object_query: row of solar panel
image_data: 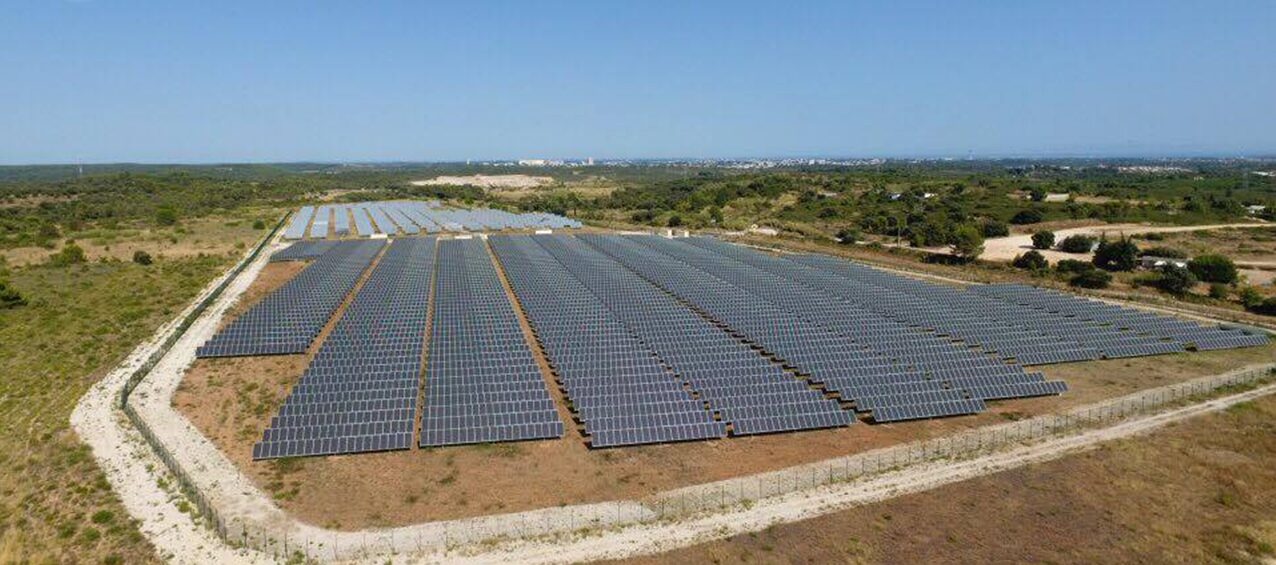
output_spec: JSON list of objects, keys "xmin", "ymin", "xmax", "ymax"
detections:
[{"xmin": 282, "ymin": 201, "xmax": 581, "ymax": 240}]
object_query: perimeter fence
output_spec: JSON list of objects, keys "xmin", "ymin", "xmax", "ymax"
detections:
[{"xmin": 211, "ymin": 362, "xmax": 1274, "ymax": 562}]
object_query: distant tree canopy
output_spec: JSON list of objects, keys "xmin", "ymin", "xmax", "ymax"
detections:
[{"xmin": 1156, "ymin": 264, "xmax": 1197, "ymax": 295}]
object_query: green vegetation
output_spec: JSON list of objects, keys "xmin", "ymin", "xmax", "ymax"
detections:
[
  {"xmin": 1069, "ymin": 269, "xmax": 1113, "ymax": 289},
  {"xmin": 1058, "ymin": 234, "xmax": 1096, "ymax": 253},
  {"xmin": 1012, "ymin": 250, "xmax": 1049, "ymax": 271},
  {"xmin": 1187, "ymin": 254, "xmax": 1238, "ymax": 284},
  {"xmin": 1093, "ymin": 237, "xmax": 1140, "ymax": 272},
  {"xmin": 1031, "ymin": 230, "xmax": 1055, "ymax": 250}
]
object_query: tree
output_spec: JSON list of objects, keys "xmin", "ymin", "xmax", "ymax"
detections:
[
  {"xmin": 666, "ymin": 215, "xmax": 683, "ymax": 228},
  {"xmin": 1093, "ymin": 237, "xmax": 1139, "ymax": 271},
  {"xmin": 1029, "ymin": 187, "xmax": 1048, "ymax": 202},
  {"xmin": 1251, "ymin": 297, "xmax": 1276, "ymax": 316},
  {"xmin": 0, "ymin": 281, "xmax": 25, "ymax": 309},
  {"xmin": 1057, "ymin": 234, "xmax": 1096, "ymax": 253},
  {"xmin": 836, "ymin": 228, "xmax": 860, "ymax": 245},
  {"xmin": 1010, "ymin": 208, "xmax": 1044, "ymax": 225},
  {"xmin": 1069, "ymin": 269, "xmax": 1112, "ymax": 289},
  {"xmin": 950, "ymin": 225, "xmax": 984, "ymax": 261},
  {"xmin": 1031, "ymin": 230, "xmax": 1055, "ymax": 250},
  {"xmin": 1156, "ymin": 265, "xmax": 1197, "ymax": 295},
  {"xmin": 132, "ymin": 250, "xmax": 153, "ymax": 266},
  {"xmin": 1012, "ymin": 250, "xmax": 1049, "ymax": 270},
  {"xmin": 1187, "ymin": 254, "xmax": 1238, "ymax": 284},
  {"xmin": 252, "ymin": 219, "xmax": 267, "ymax": 230},
  {"xmin": 981, "ymin": 220, "xmax": 1009, "ymax": 238}
]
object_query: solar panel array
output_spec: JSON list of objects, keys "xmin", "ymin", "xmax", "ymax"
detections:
[
  {"xmin": 420, "ymin": 238, "xmax": 563, "ymax": 446},
  {"xmin": 491, "ymin": 236, "xmax": 728, "ymax": 446},
  {"xmin": 579, "ymin": 235, "xmax": 1040, "ymax": 423},
  {"xmin": 505, "ymin": 235, "xmax": 852, "ymax": 440},
  {"xmin": 284, "ymin": 206, "xmax": 316, "ymax": 240},
  {"xmin": 283, "ymin": 200, "xmax": 581, "ymax": 240},
  {"xmin": 269, "ymin": 240, "xmax": 338, "ymax": 262},
  {"xmin": 253, "ymin": 238, "xmax": 436, "ymax": 459},
  {"xmin": 196, "ymin": 240, "xmax": 383, "ymax": 358}
]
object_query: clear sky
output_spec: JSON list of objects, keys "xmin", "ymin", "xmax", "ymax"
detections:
[{"xmin": 2, "ymin": 1, "xmax": 1273, "ymax": 164}]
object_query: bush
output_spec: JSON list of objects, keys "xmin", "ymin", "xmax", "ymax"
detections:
[
  {"xmin": 1057, "ymin": 234, "xmax": 1096, "ymax": 253},
  {"xmin": 1239, "ymin": 286, "xmax": 1265, "ymax": 308},
  {"xmin": 0, "ymin": 281, "xmax": 26, "ymax": 309},
  {"xmin": 1012, "ymin": 250, "xmax": 1049, "ymax": 270},
  {"xmin": 1208, "ymin": 283, "xmax": 1228, "ymax": 299},
  {"xmin": 1055, "ymin": 259, "xmax": 1094, "ymax": 274},
  {"xmin": 1156, "ymin": 264, "xmax": 1197, "ymax": 295},
  {"xmin": 1069, "ymin": 269, "xmax": 1112, "ymax": 289},
  {"xmin": 666, "ymin": 215, "xmax": 683, "ymax": 227},
  {"xmin": 1031, "ymin": 230, "xmax": 1055, "ymax": 250},
  {"xmin": 950, "ymin": 225, "xmax": 985, "ymax": 261},
  {"xmin": 1251, "ymin": 297, "xmax": 1276, "ymax": 316},
  {"xmin": 1139, "ymin": 246, "xmax": 1188, "ymax": 259},
  {"xmin": 132, "ymin": 250, "xmax": 153, "ymax": 266},
  {"xmin": 836, "ymin": 228, "xmax": 860, "ymax": 244},
  {"xmin": 1010, "ymin": 208, "xmax": 1044, "ymax": 225},
  {"xmin": 1187, "ymin": 254, "xmax": 1238, "ymax": 284},
  {"xmin": 1093, "ymin": 237, "xmax": 1139, "ymax": 271},
  {"xmin": 1029, "ymin": 188, "xmax": 1047, "ymax": 202},
  {"xmin": 1066, "ymin": 269, "xmax": 1107, "ymax": 286},
  {"xmin": 155, "ymin": 206, "xmax": 179, "ymax": 226},
  {"xmin": 981, "ymin": 220, "xmax": 1009, "ymax": 238},
  {"xmin": 47, "ymin": 243, "xmax": 87, "ymax": 267},
  {"xmin": 252, "ymin": 219, "xmax": 267, "ymax": 230}
]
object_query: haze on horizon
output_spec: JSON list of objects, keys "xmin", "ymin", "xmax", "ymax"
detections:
[{"xmin": 2, "ymin": 1, "xmax": 1273, "ymax": 165}]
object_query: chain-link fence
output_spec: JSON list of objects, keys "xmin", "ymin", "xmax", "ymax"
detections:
[{"xmin": 205, "ymin": 363, "xmax": 1273, "ymax": 562}]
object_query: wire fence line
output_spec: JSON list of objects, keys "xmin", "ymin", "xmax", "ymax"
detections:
[
  {"xmin": 117, "ymin": 215, "xmax": 286, "ymax": 550},
  {"xmin": 209, "ymin": 363, "xmax": 1273, "ymax": 562},
  {"xmin": 112, "ymin": 221, "xmax": 1275, "ymax": 561}
]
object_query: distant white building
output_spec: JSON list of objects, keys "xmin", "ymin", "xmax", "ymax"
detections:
[
  {"xmin": 1246, "ymin": 204, "xmax": 1267, "ymax": 215},
  {"xmin": 1139, "ymin": 256, "xmax": 1188, "ymax": 270}
]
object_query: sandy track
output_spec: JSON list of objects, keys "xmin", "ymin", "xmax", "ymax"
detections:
[
  {"xmin": 975, "ymin": 222, "xmax": 1270, "ymax": 263},
  {"xmin": 71, "ymin": 229, "xmax": 1276, "ymax": 564}
]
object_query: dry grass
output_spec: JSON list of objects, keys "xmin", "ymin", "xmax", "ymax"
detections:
[{"xmin": 622, "ymin": 392, "xmax": 1276, "ymax": 564}]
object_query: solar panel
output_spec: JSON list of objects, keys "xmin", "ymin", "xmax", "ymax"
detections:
[{"xmin": 419, "ymin": 238, "xmax": 563, "ymax": 447}]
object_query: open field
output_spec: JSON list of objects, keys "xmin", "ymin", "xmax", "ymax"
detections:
[
  {"xmin": 0, "ymin": 212, "xmax": 276, "ymax": 267},
  {"xmin": 623, "ymin": 391, "xmax": 1276, "ymax": 564},
  {"xmin": 0, "ymin": 250, "xmax": 236, "ymax": 562},
  {"xmin": 411, "ymin": 174, "xmax": 553, "ymax": 190},
  {"xmin": 171, "ymin": 247, "xmax": 1276, "ymax": 529}
]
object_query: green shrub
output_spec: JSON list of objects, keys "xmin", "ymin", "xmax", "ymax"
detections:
[
  {"xmin": 1012, "ymin": 250, "xmax": 1049, "ymax": 270},
  {"xmin": 1239, "ymin": 286, "xmax": 1265, "ymax": 308},
  {"xmin": 667, "ymin": 215, "xmax": 683, "ymax": 227},
  {"xmin": 1070, "ymin": 269, "xmax": 1112, "ymax": 289},
  {"xmin": 1010, "ymin": 208, "xmax": 1044, "ymax": 225},
  {"xmin": 981, "ymin": 220, "xmax": 1009, "ymax": 238},
  {"xmin": 1208, "ymin": 283, "xmax": 1228, "ymax": 299},
  {"xmin": 950, "ymin": 225, "xmax": 985, "ymax": 261},
  {"xmin": 252, "ymin": 219, "xmax": 267, "ymax": 230},
  {"xmin": 1251, "ymin": 297, "xmax": 1276, "ymax": 316},
  {"xmin": 0, "ymin": 281, "xmax": 26, "ymax": 309},
  {"xmin": 132, "ymin": 250, "xmax": 153, "ymax": 266},
  {"xmin": 155, "ymin": 206, "xmax": 179, "ymax": 226},
  {"xmin": 1057, "ymin": 234, "xmax": 1096, "ymax": 253},
  {"xmin": 48, "ymin": 243, "xmax": 87, "ymax": 267},
  {"xmin": 1031, "ymin": 230, "xmax": 1055, "ymax": 250},
  {"xmin": 1187, "ymin": 254, "xmax": 1238, "ymax": 284},
  {"xmin": 1157, "ymin": 264, "xmax": 1197, "ymax": 295},
  {"xmin": 1055, "ymin": 259, "xmax": 1094, "ymax": 274},
  {"xmin": 836, "ymin": 228, "xmax": 860, "ymax": 244},
  {"xmin": 1139, "ymin": 246, "xmax": 1188, "ymax": 259},
  {"xmin": 1094, "ymin": 237, "xmax": 1139, "ymax": 271}
]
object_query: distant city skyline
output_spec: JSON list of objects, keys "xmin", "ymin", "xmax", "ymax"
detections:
[{"xmin": 2, "ymin": 1, "xmax": 1273, "ymax": 165}]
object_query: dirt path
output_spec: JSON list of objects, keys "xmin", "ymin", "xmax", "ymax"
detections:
[{"xmin": 973, "ymin": 222, "xmax": 1270, "ymax": 263}]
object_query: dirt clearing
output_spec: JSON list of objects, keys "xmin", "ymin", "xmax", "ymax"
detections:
[{"xmin": 411, "ymin": 175, "xmax": 553, "ymax": 190}]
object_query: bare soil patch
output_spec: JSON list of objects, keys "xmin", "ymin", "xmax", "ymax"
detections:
[
  {"xmin": 624, "ymin": 390, "xmax": 1276, "ymax": 564},
  {"xmin": 410, "ymin": 175, "xmax": 553, "ymax": 190}
]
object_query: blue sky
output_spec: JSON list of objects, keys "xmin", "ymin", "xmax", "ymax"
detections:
[{"xmin": 1, "ymin": 1, "xmax": 1273, "ymax": 164}]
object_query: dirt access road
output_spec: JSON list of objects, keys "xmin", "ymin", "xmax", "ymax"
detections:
[{"xmin": 908, "ymin": 222, "xmax": 1270, "ymax": 263}]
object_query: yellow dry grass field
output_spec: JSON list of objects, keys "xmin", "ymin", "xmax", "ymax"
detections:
[
  {"xmin": 1, "ymin": 213, "xmax": 275, "ymax": 267},
  {"xmin": 621, "ymin": 392, "xmax": 1276, "ymax": 564}
]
